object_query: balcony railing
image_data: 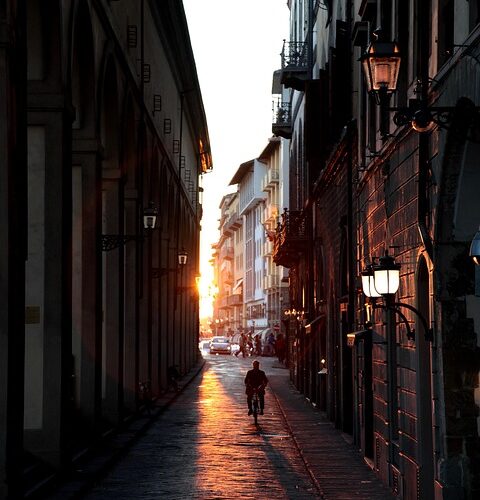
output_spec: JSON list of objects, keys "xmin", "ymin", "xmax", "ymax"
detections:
[
  {"xmin": 224, "ymin": 212, "xmax": 242, "ymax": 232},
  {"xmin": 281, "ymin": 41, "xmax": 308, "ymax": 69},
  {"xmin": 273, "ymin": 208, "xmax": 307, "ymax": 267},
  {"xmin": 280, "ymin": 40, "xmax": 309, "ymax": 91},
  {"xmin": 272, "ymin": 98, "xmax": 292, "ymax": 139},
  {"xmin": 227, "ymin": 294, "xmax": 242, "ymax": 306}
]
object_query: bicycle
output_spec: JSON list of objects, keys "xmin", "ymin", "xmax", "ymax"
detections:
[{"xmin": 251, "ymin": 386, "xmax": 262, "ymax": 425}]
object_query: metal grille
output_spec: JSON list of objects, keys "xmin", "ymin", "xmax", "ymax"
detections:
[
  {"xmin": 127, "ymin": 25, "xmax": 137, "ymax": 48},
  {"xmin": 281, "ymin": 41, "xmax": 308, "ymax": 69},
  {"xmin": 143, "ymin": 63, "xmax": 151, "ymax": 83},
  {"xmin": 153, "ymin": 94, "xmax": 161, "ymax": 114},
  {"xmin": 272, "ymin": 97, "xmax": 292, "ymax": 126}
]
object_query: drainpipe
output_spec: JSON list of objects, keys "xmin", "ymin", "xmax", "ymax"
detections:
[
  {"xmin": 346, "ymin": 0, "xmax": 354, "ymax": 331},
  {"xmin": 307, "ymin": 0, "xmax": 314, "ymax": 80}
]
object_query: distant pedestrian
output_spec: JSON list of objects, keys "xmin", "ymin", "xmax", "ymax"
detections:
[
  {"xmin": 254, "ymin": 334, "xmax": 262, "ymax": 356},
  {"xmin": 275, "ymin": 334, "xmax": 286, "ymax": 364},
  {"xmin": 266, "ymin": 332, "xmax": 276, "ymax": 356},
  {"xmin": 235, "ymin": 332, "xmax": 248, "ymax": 357},
  {"xmin": 247, "ymin": 333, "xmax": 254, "ymax": 355}
]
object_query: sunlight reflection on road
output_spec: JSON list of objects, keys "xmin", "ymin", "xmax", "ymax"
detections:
[{"xmin": 193, "ymin": 360, "xmax": 318, "ymax": 499}]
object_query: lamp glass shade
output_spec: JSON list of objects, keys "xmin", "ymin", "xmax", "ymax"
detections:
[
  {"xmin": 361, "ymin": 41, "xmax": 401, "ymax": 92},
  {"xmin": 178, "ymin": 249, "xmax": 188, "ymax": 266},
  {"xmin": 373, "ymin": 253, "xmax": 401, "ymax": 295},
  {"xmin": 361, "ymin": 273, "xmax": 382, "ymax": 298},
  {"xmin": 469, "ymin": 229, "xmax": 480, "ymax": 265},
  {"xmin": 143, "ymin": 203, "xmax": 158, "ymax": 229},
  {"xmin": 373, "ymin": 268, "xmax": 400, "ymax": 295}
]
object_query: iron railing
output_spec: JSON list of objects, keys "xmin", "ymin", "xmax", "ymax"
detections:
[
  {"xmin": 281, "ymin": 40, "xmax": 308, "ymax": 69},
  {"xmin": 273, "ymin": 209, "xmax": 307, "ymax": 258},
  {"xmin": 272, "ymin": 98, "xmax": 292, "ymax": 127}
]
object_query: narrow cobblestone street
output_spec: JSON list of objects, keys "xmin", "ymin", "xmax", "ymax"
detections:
[{"xmin": 84, "ymin": 355, "xmax": 320, "ymax": 499}]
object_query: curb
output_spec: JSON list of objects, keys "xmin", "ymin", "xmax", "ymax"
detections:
[{"xmin": 269, "ymin": 382, "xmax": 325, "ymax": 499}]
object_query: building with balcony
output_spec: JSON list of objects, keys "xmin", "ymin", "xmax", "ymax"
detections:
[
  {"xmin": 213, "ymin": 194, "xmax": 238, "ymax": 334},
  {"xmin": 229, "ymin": 159, "xmax": 268, "ymax": 335},
  {"xmin": 258, "ymin": 138, "xmax": 290, "ymax": 339},
  {"xmin": 0, "ymin": 2, "xmax": 211, "ymax": 496},
  {"xmin": 272, "ymin": 1, "xmax": 480, "ymax": 498}
]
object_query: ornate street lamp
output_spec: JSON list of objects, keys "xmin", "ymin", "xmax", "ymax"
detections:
[
  {"xmin": 360, "ymin": 33, "xmax": 474, "ymax": 138},
  {"xmin": 361, "ymin": 264, "xmax": 381, "ymax": 298},
  {"xmin": 360, "ymin": 34, "xmax": 401, "ymax": 139},
  {"xmin": 361, "ymin": 38, "xmax": 401, "ymax": 95},
  {"xmin": 143, "ymin": 201, "xmax": 158, "ymax": 229},
  {"xmin": 360, "ymin": 253, "xmax": 432, "ymax": 342},
  {"xmin": 178, "ymin": 248, "xmax": 188, "ymax": 266},
  {"xmin": 372, "ymin": 252, "xmax": 400, "ymax": 296},
  {"xmin": 102, "ymin": 202, "xmax": 158, "ymax": 251},
  {"xmin": 154, "ymin": 249, "xmax": 188, "ymax": 277}
]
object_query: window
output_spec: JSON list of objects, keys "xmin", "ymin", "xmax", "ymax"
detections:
[
  {"xmin": 438, "ymin": 0, "xmax": 455, "ymax": 67},
  {"xmin": 396, "ymin": 0, "xmax": 410, "ymax": 107},
  {"xmin": 470, "ymin": 0, "xmax": 480, "ymax": 31}
]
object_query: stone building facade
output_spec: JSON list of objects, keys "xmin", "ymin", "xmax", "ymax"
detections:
[
  {"xmin": 273, "ymin": 0, "xmax": 480, "ymax": 498},
  {"xmin": 0, "ymin": 0, "xmax": 211, "ymax": 496}
]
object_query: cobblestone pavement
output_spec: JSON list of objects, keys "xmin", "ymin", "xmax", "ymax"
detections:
[{"xmin": 84, "ymin": 355, "xmax": 321, "ymax": 499}]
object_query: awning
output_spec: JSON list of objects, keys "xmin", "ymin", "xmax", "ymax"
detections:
[{"xmin": 232, "ymin": 278, "xmax": 243, "ymax": 293}]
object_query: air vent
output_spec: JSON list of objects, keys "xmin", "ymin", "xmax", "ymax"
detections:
[
  {"xmin": 127, "ymin": 25, "xmax": 137, "ymax": 48},
  {"xmin": 164, "ymin": 119, "xmax": 171, "ymax": 134},
  {"xmin": 143, "ymin": 63, "xmax": 151, "ymax": 83},
  {"xmin": 153, "ymin": 94, "xmax": 161, "ymax": 114}
]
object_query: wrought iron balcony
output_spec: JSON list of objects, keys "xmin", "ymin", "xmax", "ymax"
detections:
[
  {"xmin": 272, "ymin": 209, "xmax": 307, "ymax": 268},
  {"xmin": 227, "ymin": 294, "xmax": 242, "ymax": 306},
  {"xmin": 224, "ymin": 212, "xmax": 242, "ymax": 232},
  {"xmin": 272, "ymin": 98, "xmax": 292, "ymax": 139},
  {"xmin": 280, "ymin": 40, "xmax": 309, "ymax": 91}
]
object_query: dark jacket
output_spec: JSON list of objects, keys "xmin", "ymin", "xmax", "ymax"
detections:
[{"xmin": 244, "ymin": 368, "xmax": 268, "ymax": 395}]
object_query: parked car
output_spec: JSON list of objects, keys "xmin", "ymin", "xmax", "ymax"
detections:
[{"xmin": 209, "ymin": 336, "xmax": 231, "ymax": 355}]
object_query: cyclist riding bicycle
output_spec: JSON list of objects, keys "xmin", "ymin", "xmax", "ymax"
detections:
[{"xmin": 244, "ymin": 360, "xmax": 268, "ymax": 415}]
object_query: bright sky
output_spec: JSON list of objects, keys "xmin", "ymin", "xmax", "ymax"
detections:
[{"xmin": 183, "ymin": 0, "xmax": 290, "ymax": 318}]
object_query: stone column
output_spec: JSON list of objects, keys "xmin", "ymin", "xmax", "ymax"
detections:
[
  {"xmin": 72, "ymin": 138, "xmax": 102, "ymax": 427},
  {"xmin": 0, "ymin": 3, "xmax": 27, "ymax": 496},
  {"xmin": 102, "ymin": 174, "xmax": 122, "ymax": 423},
  {"xmin": 24, "ymin": 100, "xmax": 73, "ymax": 468},
  {"xmin": 123, "ymin": 190, "xmax": 138, "ymax": 412}
]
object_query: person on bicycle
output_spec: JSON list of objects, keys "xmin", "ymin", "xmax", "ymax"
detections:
[{"xmin": 244, "ymin": 360, "xmax": 268, "ymax": 415}]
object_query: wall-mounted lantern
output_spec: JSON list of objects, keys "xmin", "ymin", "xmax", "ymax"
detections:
[
  {"xmin": 178, "ymin": 248, "xmax": 188, "ymax": 266},
  {"xmin": 360, "ymin": 32, "xmax": 468, "ymax": 138},
  {"xmin": 102, "ymin": 202, "xmax": 158, "ymax": 251},
  {"xmin": 360, "ymin": 252, "xmax": 432, "ymax": 341}
]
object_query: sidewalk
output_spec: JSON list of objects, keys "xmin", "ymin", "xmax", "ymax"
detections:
[
  {"xmin": 41, "ymin": 360, "xmax": 206, "ymax": 500},
  {"xmin": 268, "ymin": 361, "xmax": 394, "ymax": 499}
]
